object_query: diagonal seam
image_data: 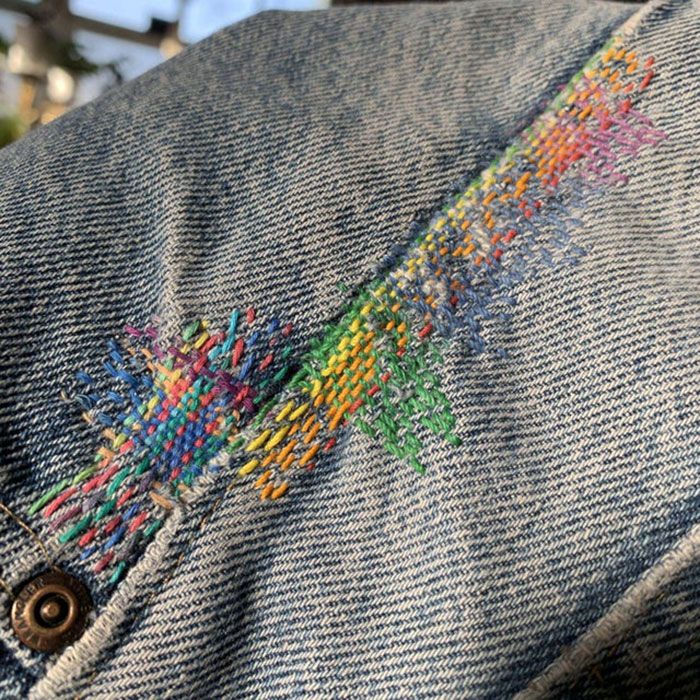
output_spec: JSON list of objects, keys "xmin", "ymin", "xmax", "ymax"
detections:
[{"xmin": 516, "ymin": 519, "xmax": 700, "ymax": 698}]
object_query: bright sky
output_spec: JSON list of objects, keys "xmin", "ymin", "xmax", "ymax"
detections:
[
  {"xmin": 0, "ymin": 0, "xmax": 327, "ymax": 108},
  {"xmin": 70, "ymin": 0, "xmax": 327, "ymax": 44}
]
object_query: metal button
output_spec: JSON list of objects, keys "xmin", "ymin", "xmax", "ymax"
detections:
[{"xmin": 10, "ymin": 570, "xmax": 92, "ymax": 652}]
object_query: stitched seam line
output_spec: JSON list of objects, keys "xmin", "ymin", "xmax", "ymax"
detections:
[{"xmin": 516, "ymin": 520, "xmax": 700, "ymax": 698}]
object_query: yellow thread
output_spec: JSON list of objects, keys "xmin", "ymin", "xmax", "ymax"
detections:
[
  {"xmin": 193, "ymin": 332, "xmax": 209, "ymax": 350},
  {"xmin": 264, "ymin": 425, "xmax": 290, "ymax": 451},
  {"xmin": 246, "ymin": 430, "xmax": 271, "ymax": 452},
  {"xmin": 289, "ymin": 402, "xmax": 310, "ymax": 421},
  {"xmin": 238, "ymin": 458, "xmax": 259, "ymax": 476},
  {"xmin": 350, "ymin": 331, "xmax": 364, "ymax": 348},
  {"xmin": 275, "ymin": 400, "xmax": 295, "ymax": 422}
]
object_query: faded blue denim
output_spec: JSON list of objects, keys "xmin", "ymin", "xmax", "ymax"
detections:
[{"xmin": 0, "ymin": 0, "xmax": 699, "ymax": 697}]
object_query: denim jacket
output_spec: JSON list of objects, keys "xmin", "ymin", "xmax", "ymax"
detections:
[{"xmin": 0, "ymin": 0, "xmax": 698, "ymax": 697}]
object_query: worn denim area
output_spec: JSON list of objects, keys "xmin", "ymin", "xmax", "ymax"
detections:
[{"xmin": 1, "ymin": 0, "xmax": 699, "ymax": 697}]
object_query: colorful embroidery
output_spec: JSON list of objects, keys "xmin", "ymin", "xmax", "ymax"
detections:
[
  {"xmin": 31, "ymin": 38, "xmax": 665, "ymax": 582},
  {"xmin": 29, "ymin": 310, "xmax": 296, "ymax": 583},
  {"xmin": 234, "ymin": 39, "xmax": 665, "ymax": 497}
]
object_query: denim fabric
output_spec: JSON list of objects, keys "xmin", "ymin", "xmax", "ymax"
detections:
[
  {"xmin": 569, "ymin": 555, "xmax": 700, "ymax": 697},
  {"xmin": 522, "ymin": 523, "xmax": 700, "ymax": 697},
  {"xmin": 1, "ymin": 0, "xmax": 698, "ymax": 697}
]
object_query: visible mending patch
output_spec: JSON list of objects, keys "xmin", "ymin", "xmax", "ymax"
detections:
[
  {"xmin": 31, "ymin": 38, "xmax": 665, "ymax": 583},
  {"xmin": 29, "ymin": 310, "xmax": 297, "ymax": 584}
]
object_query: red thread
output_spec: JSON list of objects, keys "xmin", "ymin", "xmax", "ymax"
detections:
[
  {"xmin": 43, "ymin": 487, "xmax": 77, "ymax": 518},
  {"xmin": 418, "ymin": 323, "xmax": 433, "ymax": 339}
]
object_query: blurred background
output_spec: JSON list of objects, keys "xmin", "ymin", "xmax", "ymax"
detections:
[
  {"xmin": 0, "ymin": 0, "xmax": 649, "ymax": 149},
  {"xmin": 0, "ymin": 0, "xmax": 330, "ymax": 147}
]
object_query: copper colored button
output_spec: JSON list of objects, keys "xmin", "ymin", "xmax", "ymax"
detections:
[{"xmin": 10, "ymin": 570, "xmax": 92, "ymax": 652}]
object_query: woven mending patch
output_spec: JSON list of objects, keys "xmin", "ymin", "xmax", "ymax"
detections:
[
  {"xmin": 30, "ymin": 310, "xmax": 296, "ymax": 584},
  {"xmin": 237, "ymin": 39, "xmax": 666, "ymax": 498},
  {"xmin": 32, "ymin": 38, "xmax": 665, "ymax": 583}
]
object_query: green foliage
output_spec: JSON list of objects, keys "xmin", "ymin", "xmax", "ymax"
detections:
[{"xmin": 0, "ymin": 114, "xmax": 27, "ymax": 148}]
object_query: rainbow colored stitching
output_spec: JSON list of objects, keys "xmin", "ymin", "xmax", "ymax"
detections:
[
  {"xmin": 29, "ymin": 310, "xmax": 296, "ymax": 583},
  {"xmin": 31, "ymin": 38, "xmax": 666, "ymax": 582},
  {"xmin": 236, "ymin": 40, "xmax": 665, "ymax": 494}
]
